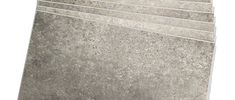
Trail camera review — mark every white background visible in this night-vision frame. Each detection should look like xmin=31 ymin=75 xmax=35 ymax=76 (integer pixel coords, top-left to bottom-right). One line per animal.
xmin=0 ymin=0 xmax=234 ymax=99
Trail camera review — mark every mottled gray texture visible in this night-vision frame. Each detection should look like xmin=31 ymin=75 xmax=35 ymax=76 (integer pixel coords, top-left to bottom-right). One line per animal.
xmin=41 ymin=0 xmax=214 ymax=22
xmin=180 ymin=0 xmax=211 ymax=3
xmin=42 ymin=0 xmax=213 ymax=12
xmin=157 ymin=0 xmax=211 ymax=3
xmin=37 ymin=6 xmax=214 ymax=42
xmin=38 ymin=1 xmax=214 ymax=32
xmin=19 ymin=11 xmax=214 ymax=100
xmin=98 ymin=0 xmax=213 ymax=12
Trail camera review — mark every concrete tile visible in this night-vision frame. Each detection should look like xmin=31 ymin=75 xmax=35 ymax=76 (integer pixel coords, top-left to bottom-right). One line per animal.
xmin=38 ymin=0 xmax=214 ymax=32
xmin=41 ymin=0 xmax=214 ymax=22
xmin=37 ymin=6 xmax=214 ymax=42
xmin=19 ymin=11 xmax=214 ymax=100
xmin=98 ymin=0 xmax=213 ymax=12
xmin=180 ymin=0 xmax=211 ymax=3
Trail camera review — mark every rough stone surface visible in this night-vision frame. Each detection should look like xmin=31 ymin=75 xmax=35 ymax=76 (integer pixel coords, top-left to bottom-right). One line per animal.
xmin=98 ymin=0 xmax=213 ymax=12
xmin=38 ymin=1 xmax=214 ymax=32
xmin=180 ymin=0 xmax=211 ymax=3
xmin=41 ymin=0 xmax=214 ymax=22
xmin=19 ymin=12 xmax=214 ymax=100
xmin=37 ymin=6 xmax=214 ymax=42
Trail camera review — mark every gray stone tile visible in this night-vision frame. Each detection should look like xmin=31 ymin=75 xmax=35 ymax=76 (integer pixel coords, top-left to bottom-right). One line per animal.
xmin=98 ymin=0 xmax=213 ymax=12
xmin=180 ymin=0 xmax=211 ymax=3
xmin=38 ymin=0 xmax=214 ymax=32
xmin=37 ymin=6 xmax=214 ymax=42
xmin=41 ymin=0 xmax=214 ymax=22
xmin=147 ymin=0 xmax=211 ymax=3
xmin=19 ymin=11 xmax=214 ymax=100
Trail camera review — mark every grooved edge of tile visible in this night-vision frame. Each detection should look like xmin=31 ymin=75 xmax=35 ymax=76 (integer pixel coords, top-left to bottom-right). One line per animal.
xmin=42 ymin=0 xmax=213 ymax=13
xmin=37 ymin=6 xmax=215 ymax=43
xmin=39 ymin=0 xmax=214 ymax=32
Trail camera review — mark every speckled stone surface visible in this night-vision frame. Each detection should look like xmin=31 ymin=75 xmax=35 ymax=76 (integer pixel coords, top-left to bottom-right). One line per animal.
xmin=181 ymin=0 xmax=211 ymax=3
xmin=43 ymin=0 xmax=213 ymax=12
xmin=41 ymin=0 xmax=214 ymax=22
xmin=36 ymin=6 xmax=214 ymax=42
xmin=98 ymin=0 xmax=213 ymax=12
xmin=19 ymin=11 xmax=214 ymax=100
xmin=38 ymin=1 xmax=214 ymax=32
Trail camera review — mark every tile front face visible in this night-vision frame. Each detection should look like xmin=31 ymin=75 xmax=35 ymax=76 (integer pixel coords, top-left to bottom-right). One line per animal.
xmin=41 ymin=0 xmax=214 ymax=22
xmin=38 ymin=1 xmax=214 ymax=32
xmin=19 ymin=12 xmax=214 ymax=100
